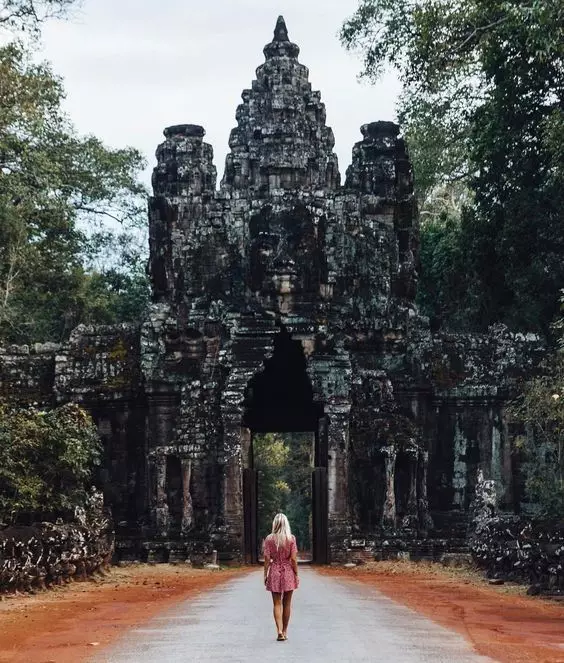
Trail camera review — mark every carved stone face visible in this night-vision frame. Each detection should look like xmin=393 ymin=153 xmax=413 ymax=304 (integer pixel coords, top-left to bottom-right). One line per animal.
xmin=249 ymin=234 xmax=279 ymax=292
xmin=247 ymin=205 xmax=325 ymax=299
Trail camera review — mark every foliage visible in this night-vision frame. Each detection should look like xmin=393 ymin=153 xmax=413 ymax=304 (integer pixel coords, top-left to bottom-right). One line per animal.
xmin=254 ymin=432 xmax=290 ymax=544
xmin=417 ymin=214 xmax=464 ymax=328
xmin=254 ymin=432 xmax=312 ymax=551
xmin=0 ymin=0 xmax=78 ymax=36
xmin=283 ymin=432 xmax=313 ymax=550
xmin=511 ymin=352 xmax=564 ymax=516
xmin=0 ymin=41 xmax=149 ymax=344
xmin=0 ymin=401 xmax=102 ymax=522
xmin=76 ymin=268 xmax=151 ymax=327
xmin=511 ymin=296 xmax=564 ymax=516
xmin=342 ymin=0 xmax=564 ymax=333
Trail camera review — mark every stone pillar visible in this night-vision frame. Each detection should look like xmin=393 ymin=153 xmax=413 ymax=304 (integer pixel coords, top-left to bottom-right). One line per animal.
xmin=218 ymin=412 xmax=244 ymax=558
xmin=146 ymin=391 xmax=177 ymax=538
xmin=180 ymin=458 xmax=193 ymax=535
xmin=452 ymin=415 xmax=468 ymax=508
xmin=241 ymin=427 xmax=252 ymax=469
xmin=402 ymin=447 xmax=419 ymax=529
xmin=154 ymin=454 xmax=169 ymax=537
xmin=222 ymin=453 xmax=243 ymax=545
xmin=326 ymin=406 xmax=350 ymax=530
xmin=418 ymin=450 xmax=433 ymax=532
xmin=381 ymin=445 xmax=397 ymax=529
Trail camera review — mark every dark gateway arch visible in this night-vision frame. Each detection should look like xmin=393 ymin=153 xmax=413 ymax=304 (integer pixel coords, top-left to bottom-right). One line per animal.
xmin=242 ymin=330 xmax=327 ymax=563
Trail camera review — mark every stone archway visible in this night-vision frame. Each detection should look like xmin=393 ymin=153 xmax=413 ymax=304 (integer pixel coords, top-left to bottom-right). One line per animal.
xmin=240 ymin=331 xmax=328 ymax=564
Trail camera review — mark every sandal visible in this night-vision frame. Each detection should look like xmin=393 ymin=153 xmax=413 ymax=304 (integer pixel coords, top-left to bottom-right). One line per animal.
xmin=277 ymin=634 xmax=285 ymax=641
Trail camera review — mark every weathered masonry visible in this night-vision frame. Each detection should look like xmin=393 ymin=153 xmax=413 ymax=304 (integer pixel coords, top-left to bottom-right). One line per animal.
xmin=0 ymin=18 xmax=543 ymax=563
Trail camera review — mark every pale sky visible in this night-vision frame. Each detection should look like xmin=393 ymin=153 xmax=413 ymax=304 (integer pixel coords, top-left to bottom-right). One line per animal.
xmin=39 ymin=0 xmax=401 ymax=186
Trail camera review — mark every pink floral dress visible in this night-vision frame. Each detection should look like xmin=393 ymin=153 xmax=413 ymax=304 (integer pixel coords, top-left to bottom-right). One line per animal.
xmin=263 ymin=534 xmax=299 ymax=593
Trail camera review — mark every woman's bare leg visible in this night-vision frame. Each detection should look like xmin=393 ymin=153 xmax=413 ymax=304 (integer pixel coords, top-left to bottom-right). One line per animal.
xmin=282 ymin=590 xmax=293 ymax=637
xmin=271 ymin=592 xmax=283 ymax=636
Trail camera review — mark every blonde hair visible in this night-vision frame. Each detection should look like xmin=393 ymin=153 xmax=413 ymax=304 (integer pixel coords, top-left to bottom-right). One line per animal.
xmin=270 ymin=513 xmax=292 ymax=549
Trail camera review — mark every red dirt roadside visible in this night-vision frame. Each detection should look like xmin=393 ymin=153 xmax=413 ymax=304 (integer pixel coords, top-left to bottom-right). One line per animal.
xmin=0 ymin=564 xmax=247 ymax=663
xmin=3 ymin=560 xmax=564 ymax=663
xmin=319 ymin=562 xmax=564 ymax=663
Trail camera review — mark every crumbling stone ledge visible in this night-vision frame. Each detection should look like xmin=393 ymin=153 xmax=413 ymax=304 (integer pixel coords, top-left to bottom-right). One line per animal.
xmin=0 ymin=519 xmax=114 ymax=593
xmin=471 ymin=516 xmax=564 ymax=594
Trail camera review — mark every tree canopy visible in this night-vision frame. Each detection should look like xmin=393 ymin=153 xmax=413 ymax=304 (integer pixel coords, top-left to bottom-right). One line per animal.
xmin=254 ymin=432 xmax=312 ymax=552
xmin=0 ymin=0 xmax=149 ymax=345
xmin=342 ymin=0 xmax=564 ymax=333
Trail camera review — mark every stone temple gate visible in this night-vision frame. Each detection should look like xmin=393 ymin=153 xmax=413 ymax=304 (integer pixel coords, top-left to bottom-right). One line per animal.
xmin=0 ymin=17 xmax=543 ymax=563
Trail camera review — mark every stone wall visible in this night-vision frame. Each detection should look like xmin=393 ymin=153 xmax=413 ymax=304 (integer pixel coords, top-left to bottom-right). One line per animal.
xmin=0 ymin=342 xmax=59 ymax=404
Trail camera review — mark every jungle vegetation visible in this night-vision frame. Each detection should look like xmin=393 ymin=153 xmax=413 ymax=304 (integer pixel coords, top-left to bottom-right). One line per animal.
xmin=254 ymin=432 xmax=313 ymax=553
xmin=342 ymin=0 xmax=564 ymax=516
xmin=0 ymin=0 xmax=149 ymax=346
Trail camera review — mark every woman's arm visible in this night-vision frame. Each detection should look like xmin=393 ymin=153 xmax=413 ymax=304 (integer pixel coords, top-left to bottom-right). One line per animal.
xmin=263 ymin=537 xmax=271 ymax=584
xmin=264 ymin=554 xmax=271 ymax=584
xmin=263 ymin=536 xmax=270 ymax=584
xmin=291 ymin=536 xmax=298 ymax=579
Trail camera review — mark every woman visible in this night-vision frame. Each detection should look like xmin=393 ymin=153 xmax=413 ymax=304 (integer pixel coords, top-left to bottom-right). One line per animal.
xmin=263 ymin=513 xmax=299 ymax=641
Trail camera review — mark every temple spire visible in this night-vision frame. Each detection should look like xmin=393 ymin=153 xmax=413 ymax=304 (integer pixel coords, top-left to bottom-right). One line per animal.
xmin=264 ymin=15 xmax=300 ymax=59
xmin=273 ymin=15 xmax=289 ymax=42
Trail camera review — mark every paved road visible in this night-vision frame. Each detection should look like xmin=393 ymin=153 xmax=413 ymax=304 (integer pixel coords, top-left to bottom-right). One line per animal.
xmin=92 ymin=567 xmax=493 ymax=663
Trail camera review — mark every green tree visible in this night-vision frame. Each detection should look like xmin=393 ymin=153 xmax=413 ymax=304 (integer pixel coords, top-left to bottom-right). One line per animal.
xmin=254 ymin=432 xmax=312 ymax=551
xmin=342 ymin=0 xmax=564 ymax=333
xmin=0 ymin=401 xmax=102 ymax=522
xmin=511 ymin=340 xmax=564 ymax=516
xmin=283 ymin=432 xmax=313 ymax=551
xmin=417 ymin=213 xmax=466 ymax=328
xmin=0 ymin=42 xmax=148 ymax=343
xmin=254 ymin=433 xmax=290 ymax=544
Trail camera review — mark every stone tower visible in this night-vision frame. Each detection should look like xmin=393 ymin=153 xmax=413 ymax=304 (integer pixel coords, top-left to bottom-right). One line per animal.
xmin=142 ymin=16 xmax=426 ymax=562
